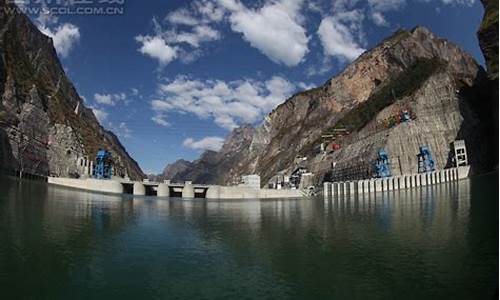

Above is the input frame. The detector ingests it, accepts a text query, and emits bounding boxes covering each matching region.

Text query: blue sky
[21,0,485,174]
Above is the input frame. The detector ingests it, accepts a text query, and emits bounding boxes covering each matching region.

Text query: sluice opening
[194,188,207,199]
[145,185,157,196]
[169,187,182,198]
[122,183,134,194]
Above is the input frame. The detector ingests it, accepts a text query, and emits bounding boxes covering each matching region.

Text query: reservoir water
[0,174,497,299]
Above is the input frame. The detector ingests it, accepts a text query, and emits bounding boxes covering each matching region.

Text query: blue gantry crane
[374,149,392,178]
[417,145,435,173]
[92,149,113,179]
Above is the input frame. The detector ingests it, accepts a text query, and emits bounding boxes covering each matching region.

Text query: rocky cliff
[161,159,194,180]
[477,0,499,170]
[478,0,498,80]
[164,27,494,187]
[0,1,144,179]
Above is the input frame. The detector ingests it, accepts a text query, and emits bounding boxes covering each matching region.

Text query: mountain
[162,159,194,180]
[0,1,144,179]
[478,0,498,80]
[163,26,495,187]
[155,125,255,184]
[477,0,499,170]
[148,159,193,182]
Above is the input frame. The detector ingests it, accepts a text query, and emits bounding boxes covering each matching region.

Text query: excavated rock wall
[309,71,483,184]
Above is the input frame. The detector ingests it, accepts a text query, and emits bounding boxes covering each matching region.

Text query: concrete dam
[47,165,470,200]
[47,177,303,199]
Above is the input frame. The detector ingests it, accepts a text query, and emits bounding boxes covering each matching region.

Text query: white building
[453,140,468,167]
[241,175,261,189]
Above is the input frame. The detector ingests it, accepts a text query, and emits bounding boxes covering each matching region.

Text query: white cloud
[109,122,132,138]
[164,25,220,48]
[419,0,475,6]
[221,0,309,66]
[368,0,405,12]
[371,11,389,27]
[194,0,225,22]
[318,16,365,62]
[438,0,474,5]
[165,8,200,26]
[151,114,169,127]
[93,92,128,106]
[38,23,80,58]
[166,0,225,25]
[137,1,224,65]
[91,107,108,123]
[315,1,368,63]
[32,2,80,58]
[151,75,297,130]
[136,0,476,67]
[365,0,474,27]
[298,81,317,90]
[94,93,114,106]
[141,0,309,67]
[183,136,225,152]
[135,35,178,65]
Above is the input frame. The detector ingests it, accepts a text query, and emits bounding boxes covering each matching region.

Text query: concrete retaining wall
[323,166,470,199]
[48,177,124,194]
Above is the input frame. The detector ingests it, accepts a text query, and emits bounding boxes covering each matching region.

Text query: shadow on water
[0,174,497,300]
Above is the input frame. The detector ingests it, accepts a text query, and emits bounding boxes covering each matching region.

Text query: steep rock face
[478,0,499,80]
[250,28,480,184]
[308,70,486,184]
[477,0,499,170]
[0,2,144,179]
[166,26,492,186]
[149,159,194,182]
[162,159,193,180]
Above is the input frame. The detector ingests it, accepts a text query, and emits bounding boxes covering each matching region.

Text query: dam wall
[48,166,470,200]
[323,166,470,199]
[211,186,302,199]
[47,177,303,199]
[48,177,124,194]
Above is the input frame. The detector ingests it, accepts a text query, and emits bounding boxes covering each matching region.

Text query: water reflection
[0,175,496,300]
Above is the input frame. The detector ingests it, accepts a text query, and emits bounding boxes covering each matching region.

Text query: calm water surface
[0,174,497,299]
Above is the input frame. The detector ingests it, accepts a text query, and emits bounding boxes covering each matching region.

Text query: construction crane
[92,149,113,179]
[374,149,392,178]
[417,146,435,173]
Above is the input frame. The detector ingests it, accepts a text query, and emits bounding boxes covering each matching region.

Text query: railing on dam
[322,166,470,198]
